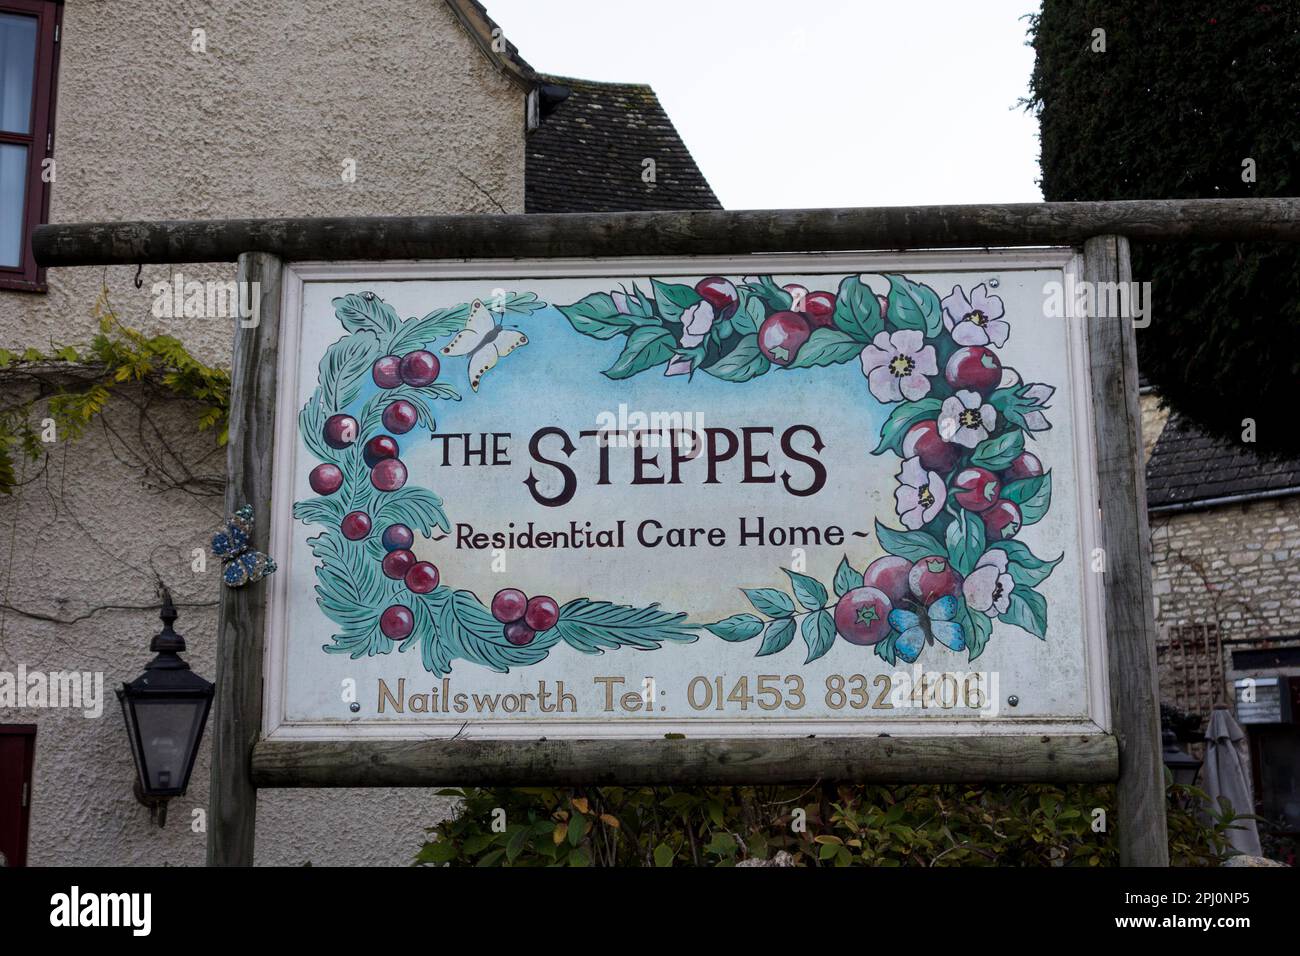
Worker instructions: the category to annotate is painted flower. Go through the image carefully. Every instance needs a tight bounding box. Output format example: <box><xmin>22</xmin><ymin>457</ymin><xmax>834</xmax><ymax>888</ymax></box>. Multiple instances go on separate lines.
<box><xmin>1021</xmin><ymin>383</ymin><xmax>1055</xmax><ymax>432</ymax></box>
<box><xmin>860</xmin><ymin>330</ymin><xmax>938</xmax><ymax>403</ymax></box>
<box><xmin>895</xmin><ymin>456</ymin><xmax>946</xmax><ymax>530</ymax></box>
<box><xmin>888</xmin><ymin>594</ymin><xmax>966</xmax><ymax>663</ymax></box>
<box><xmin>679</xmin><ymin>300</ymin><xmax>715</xmax><ymax>348</ymax></box>
<box><xmin>942</xmin><ymin>283</ymin><xmax>1009</xmax><ymax>347</ymax></box>
<box><xmin>963</xmin><ymin>550</ymin><xmax>1015</xmax><ymax>615</ymax></box>
<box><xmin>611</xmin><ymin>290</ymin><xmax>631</xmax><ymax>315</ymax></box>
<box><xmin>938</xmin><ymin>389</ymin><xmax>996</xmax><ymax>448</ymax></box>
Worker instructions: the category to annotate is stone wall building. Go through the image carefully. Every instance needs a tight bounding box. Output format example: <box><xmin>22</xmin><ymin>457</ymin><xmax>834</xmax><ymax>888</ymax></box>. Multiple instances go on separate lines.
<box><xmin>0</xmin><ymin>0</ymin><xmax>719</xmax><ymax>866</ymax></box>
<box><xmin>1141</xmin><ymin>390</ymin><xmax>1300</xmax><ymax>844</ymax></box>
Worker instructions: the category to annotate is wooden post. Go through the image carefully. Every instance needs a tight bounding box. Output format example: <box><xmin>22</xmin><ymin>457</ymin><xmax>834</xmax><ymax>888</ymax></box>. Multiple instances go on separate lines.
<box><xmin>1084</xmin><ymin>235</ymin><xmax>1169</xmax><ymax>866</ymax></box>
<box><xmin>208</xmin><ymin>252</ymin><xmax>283</xmax><ymax>866</ymax></box>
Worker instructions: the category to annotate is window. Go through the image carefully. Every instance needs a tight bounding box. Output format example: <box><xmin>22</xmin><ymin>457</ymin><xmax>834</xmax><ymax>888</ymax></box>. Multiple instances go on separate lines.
<box><xmin>0</xmin><ymin>0</ymin><xmax>60</xmax><ymax>292</ymax></box>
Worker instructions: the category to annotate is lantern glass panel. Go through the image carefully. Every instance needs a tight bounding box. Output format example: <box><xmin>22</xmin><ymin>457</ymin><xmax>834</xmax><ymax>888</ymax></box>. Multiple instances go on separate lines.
<box><xmin>131</xmin><ymin>698</ymin><xmax>207</xmax><ymax>792</ymax></box>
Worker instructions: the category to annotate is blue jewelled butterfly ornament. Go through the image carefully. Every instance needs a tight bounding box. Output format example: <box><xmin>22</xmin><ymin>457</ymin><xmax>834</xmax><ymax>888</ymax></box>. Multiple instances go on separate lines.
<box><xmin>211</xmin><ymin>505</ymin><xmax>277</xmax><ymax>588</ymax></box>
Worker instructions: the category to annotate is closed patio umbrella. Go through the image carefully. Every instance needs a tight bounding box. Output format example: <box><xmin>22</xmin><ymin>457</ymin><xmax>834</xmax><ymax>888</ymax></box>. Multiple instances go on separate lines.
<box><xmin>1202</xmin><ymin>706</ymin><xmax>1262</xmax><ymax>857</ymax></box>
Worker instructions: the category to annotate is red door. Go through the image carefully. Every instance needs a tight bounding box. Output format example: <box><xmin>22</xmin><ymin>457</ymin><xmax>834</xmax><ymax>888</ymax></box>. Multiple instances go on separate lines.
<box><xmin>0</xmin><ymin>725</ymin><xmax>36</xmax><ymax>866</ymax></box>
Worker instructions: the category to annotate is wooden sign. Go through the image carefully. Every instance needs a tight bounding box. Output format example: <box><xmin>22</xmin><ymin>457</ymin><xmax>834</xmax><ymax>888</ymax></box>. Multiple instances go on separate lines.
<box><xmin>262</xmin><ymin>252</ymin><xmax>1107</xmax><ymax>742</ymax></box>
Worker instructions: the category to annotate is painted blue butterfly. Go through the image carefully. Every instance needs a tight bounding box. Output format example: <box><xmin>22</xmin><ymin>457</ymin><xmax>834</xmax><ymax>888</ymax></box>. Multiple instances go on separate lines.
<box><xmin>211</xmin><ymin>505</ymin><xmax>277</xmax><ymax>588</ymax></box>
<box><xmin>888</xmin><ymin>595</ymin><xmax>967</xmax><ymax>663</ymax></box>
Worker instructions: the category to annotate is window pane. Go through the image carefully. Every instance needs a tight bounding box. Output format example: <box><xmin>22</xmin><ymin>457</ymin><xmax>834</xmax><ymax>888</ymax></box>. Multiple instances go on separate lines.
<box><xmin>0</xmin><ymin>12</ymin><xmax>37</xmax><ymax>135</ymax></box>
<box><xmin>0</xmin><ymin>142</ymin><xmax>28</xmax><ymax>267</ymax></box>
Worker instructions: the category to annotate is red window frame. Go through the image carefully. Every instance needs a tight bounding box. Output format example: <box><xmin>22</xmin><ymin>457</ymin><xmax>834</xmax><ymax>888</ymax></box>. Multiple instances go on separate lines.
<box><xmin>0</xmin><ymin>0</ymin><xmax>61</xmax><ymax>292</ymax></box>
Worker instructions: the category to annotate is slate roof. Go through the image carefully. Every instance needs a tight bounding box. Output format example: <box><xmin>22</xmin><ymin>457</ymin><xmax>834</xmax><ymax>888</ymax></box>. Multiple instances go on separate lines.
<box><xmin>526</xmin><ymin>74</ymin><xmax>722</xmax><ymax>213</ymax></box>
<box><xmin>1146</xmin><ymin>412</ymin><xmax>1300</xmax><ymax>511</ymax></box>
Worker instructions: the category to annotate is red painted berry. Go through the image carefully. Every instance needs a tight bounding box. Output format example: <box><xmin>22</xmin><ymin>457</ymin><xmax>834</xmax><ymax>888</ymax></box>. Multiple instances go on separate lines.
<box><xmin>944</xmin><ymin>346</ymin><xmax>1002</xmax><ymax>396</ymax></box>
<box><xmin>400</xmin><ymin>350</ymin><xmax>440</xmax><ymax>387</ymax></box>
<box><xmin>758</xmin><ymin>310</ymin><xmax>810</xmax><ymax>367</ymax></box>
<box><xmin>694</xmin><ymin>276</ymin><xmax>739</xmax><ymax>322</ymax></box>
<box><xmin>908</xmin><ymin>556</ymin><xmax>964</xmax><ymax>605</ymax></box>
<box><xmin>802</xmin><ymin>291</ymin><xmax>836</xmax><ymax>328</ymax></box>
<box><xmin>382</xmin><ymin>400</ymin><xmax>419</xmax><ymax>435</ymax></box>
<box><xmin>524</xmin><ymin>595</ymin><xmax>559</xmax><ymax>632</ymax></box>
<box><xmin>382</xmin><ymin>524</ymin><xmax>414</xmax><ymax>552</ymax></box>
<box><xmin>834</xmin><ymin>586</ymin><xmax>893</xmax><ymax>646</ymax></box>
<box><xmin>379</xmin><ymin>605</ymin><xmax>414</xmax><ymax>640</ymax></box>
<box><xmin>369</xmin><ymin>458</ymin><xmax>407</xmax><ymax>492</ymax></box>
<box><xmin>309</xmin><ymin>463</ymin><xmax>343</xmax><ymax>495</ymax></box>
<box><xmin>341</xmin><ymin>511</ymin><xmax>372</xmax><ymax>540</ymax></box>
<box><xmin>323</xmin><ymin>414</ymin><xmax>359</xmax><ymax>450</ymax></box>
<box><xmin>953</xmin><ymin>466</ymin><xmax>1001</xmax><ymax>513</ymax></box>
<box><xmin>1004</xmin><ymin>452</ymin><xmax>1044</xmax><ymax>482</ymax></box>
<box><xmin>862</xmin><ymin>555</ymin><xmax>913</xmax><ymax>608</ymax></box>
<box><xmin>982</xmin><ymin>500</ymin><xmax>1022</xmax><ymax>541</ymax></box>
<box><xmin>903</xmin><ymin>420</ymin><xmax>960</xmax><ymax>473</ymax></box>
<box><xmin>372</xmin><ymin>355</ymin><xmax>403</xmax><ymax>389</ymax></box>
<box><xmin>404</xmin><ymin>562</ymin><xmax>440</xmax><ymax>594</ymax></box>
<box><xmin>504</xmin><ymin>621</ymin><xmax>536</xmax><ymax>646</ymax></box>
<box><xmin>363</xmin><ymin>435</ymin><xmax>399</xmax><ymax>468</ymax></box>
<box><xmin>382</xmin><ymin>549</ymin><xmax>416</xmax><ymax>580</ymax></box>
<box><xmin>491</xmin><ymin>588</ymin><xmax>528</xmax><ymax>624</ymax></box>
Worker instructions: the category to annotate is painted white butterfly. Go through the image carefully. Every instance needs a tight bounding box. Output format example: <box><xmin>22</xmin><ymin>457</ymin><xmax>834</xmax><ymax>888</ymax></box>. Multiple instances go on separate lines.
<box><xmin>440</xmin><ymin>298</ymin><xmax>529</xmax><ymax>392</ymax></box>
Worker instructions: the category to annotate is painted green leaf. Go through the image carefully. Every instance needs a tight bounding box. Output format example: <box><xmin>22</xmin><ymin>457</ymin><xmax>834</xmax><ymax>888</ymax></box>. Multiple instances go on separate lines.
<box><xmin>333</xmin><ymin>292</ymin><xmax>400</xmax><ymax>336</ymax></box>
<box><xmin>292</xmin><ymin>496</ymin><xmax>344</xmax><ymax>526</ymax></box>
<box><xmin>999</xmin><ymin>585</ymin><xmax>1048</xmax><ymax>639</ymax></box>
<box><xmin>702</xmin><ymin>335</ymin><xmax>770</xmax><ymax>382</ymax></box>
<box><xmin>833</xmin><ymin>555</ymin><xmax>864</xmax><ymax>597</ymax></box>
<box><xmin>801</xmin><ymin>610</ymin><xmax>836</xmax><ymax>663</ymax></box>
<box><xmin>1001</xmin><ymin>471</ymin><xmax>1052</xmax><ymax>525</ymax></box>
<box><xmin>874</xmin><ymin>629</ymin><xmax>900</xmax><ymax>666</ymax></box>
<box><xmin>371</xmin><ymin>485</ymin><xmax>451</xmax><ymax>535</ymax></box>
<box><xmin>991</xmin><ymin>540</ymin><xmax>1063</xmax><ymax>587</ymax></box>
<box><xmin>757</xmin><ymin>617</ymin><xmax>797</xmax><ymax>656</ymax></box>
<box><xmin>317</xmin><ymin>330</ymin><xmax>379</xmax><ymax>412</ymax></box>
<box><xmin>705</xmin><ymin>613</ymin><xmax>765</xmax><ymax>642</ymax></box>
<box><xmin>970</xmin><ymin>429</ymin><xmax>1025</xmax><ymax>470</ymax></box>
<box><xmin>743</xmin><ymin>587</ymin><xmax>795</xmax><ymax>618</ymax></box>
<box><xmin>559</xmin><ymin>292</ymin><xmax>644</xmax><ymax>340</ymax></box>
<box><xmin>831</xmin><ymin>275</ymin><xmax>884</xmax><ymax>342</ymax></box>
<box><xmin>884</xmin><ymin>275</ymin><xmax>943</xmax><ymax>337</ymax></box>
<box><xmin>552</xmin><ymin>599</ymin><xmax>698</xmax><ymax>653</ymax></box>
<box><xmin>875</xmin><ymin>520</ymin><xmax>946</xmax><ymax>562</ymax></box>
<box><xmin>434</xmin><ymin>589</ymin><xmax>552</xmax><ymax>672</ymax></box>
<box><xmin>783</xmin><ymin>568</ymin><xmax>828</xmax><ymax>610</ymax></box>
<box><xmin>650</xmin><ymin>278</ymin><xmax>702</xmax><ymax>323</ymax></box>
<box><xmin>603</xmin><ymin>325</ymin><xmax>676</xmax><ymax>379</ymax></box>
<box><xmin>743</xmin><ymin>275</ymin><xmax>793</xmax><ymax>313</ymax></box>
<box><xmin>945</xmin><ymin>509</ymin><xmax>986</xmax><ymax>576</ymax></box>
<box><xmin>732</xmin><ymin>293</ymin><xmax>764</xmax><ymax>335</ymax></box>
<box><xmin>873</xmin><ymin>397</ymin><xmax>943</xmax><ymax>456</ymax></box>
<box><xmin>788</xmin><ymin>328</ymin><xmax>862</xmax><ymax>369</ymax></box>
<box><xmin>966</xmin><ymin>609</ymin><xmax>993</xmax><ymax>661</ymax></box>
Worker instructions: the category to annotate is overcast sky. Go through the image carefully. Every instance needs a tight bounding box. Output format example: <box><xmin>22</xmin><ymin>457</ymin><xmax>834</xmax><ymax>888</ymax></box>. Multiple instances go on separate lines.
<box><xmin>485</xmin><ymin>0</ymin><xmax>1044</xmax><ymax>210</ymax></box>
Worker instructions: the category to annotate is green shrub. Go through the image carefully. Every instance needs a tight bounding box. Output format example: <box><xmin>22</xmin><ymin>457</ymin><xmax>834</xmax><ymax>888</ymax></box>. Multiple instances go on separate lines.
<box><xmin>1027</xmin><ymin>1</ymin><xmax>1300</xmax><ymax>457</ymax></box>
<box><xmin>416</xmin><ymin>781</ymin><xmax>1243</xmax><ymax>867</ymax></box>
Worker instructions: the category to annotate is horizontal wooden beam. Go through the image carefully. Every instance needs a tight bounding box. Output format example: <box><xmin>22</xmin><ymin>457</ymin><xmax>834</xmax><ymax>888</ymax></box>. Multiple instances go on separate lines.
<box><xmin>31</xmin><ymin>199</ymin><xmax>1300</xmax><ymax>268</ymax></box>
<box><xmin>250</xmin><ymin>733</ymin><xmax>1119</xmax><ymax>787</ymax></box>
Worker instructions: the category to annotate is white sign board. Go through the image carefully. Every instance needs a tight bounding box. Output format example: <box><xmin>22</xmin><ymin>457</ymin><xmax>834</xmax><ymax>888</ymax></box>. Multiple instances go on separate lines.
<box><xmin>261</xmin><ymin>251</ymin><xmax>1107</xmax><ymax>740</ymax></box>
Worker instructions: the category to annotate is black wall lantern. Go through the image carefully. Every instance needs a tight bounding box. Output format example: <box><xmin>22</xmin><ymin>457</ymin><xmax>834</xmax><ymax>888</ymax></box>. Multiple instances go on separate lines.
<box><xmin>117</xmin><ymin>591</ymin><xmax>214</xmax><ymax>826</ymax></box>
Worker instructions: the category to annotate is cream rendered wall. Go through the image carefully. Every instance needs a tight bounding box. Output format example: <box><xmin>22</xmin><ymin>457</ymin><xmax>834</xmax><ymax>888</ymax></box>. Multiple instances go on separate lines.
<box><xmin>0</xmin><ymin>0</ymin><xmax>524</xmax><ymax>865</ymax></box>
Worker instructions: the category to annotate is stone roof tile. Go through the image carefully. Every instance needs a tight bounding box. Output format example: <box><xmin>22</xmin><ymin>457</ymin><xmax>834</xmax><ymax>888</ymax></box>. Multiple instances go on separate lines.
<box><xmin>525</xmin><ymin>74</ymin><xmax>722</xmax><ymax>214</ymax></box>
